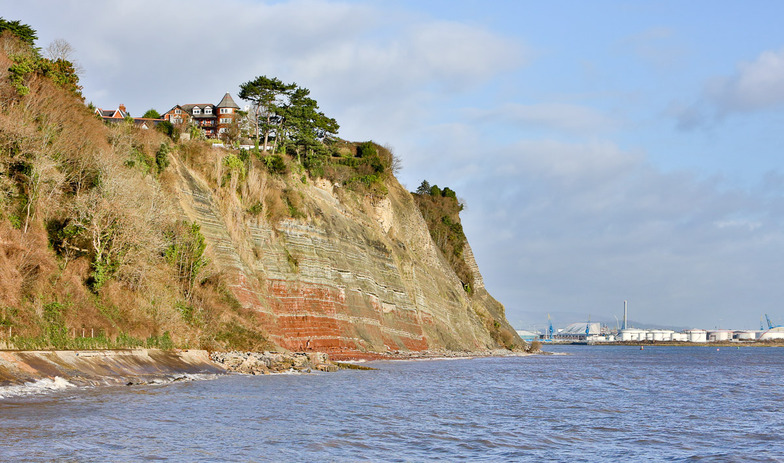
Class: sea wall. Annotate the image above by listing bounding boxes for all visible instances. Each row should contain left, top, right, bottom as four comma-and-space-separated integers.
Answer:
0, 349, 224, 387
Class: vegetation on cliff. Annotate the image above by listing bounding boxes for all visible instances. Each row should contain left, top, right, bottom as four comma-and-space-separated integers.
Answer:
412, 180, 474, 292
0, 26, 272, 351
0, 20, 522, 353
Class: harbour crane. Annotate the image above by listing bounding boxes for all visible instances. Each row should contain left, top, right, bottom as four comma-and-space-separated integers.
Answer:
765, 314, 781, 329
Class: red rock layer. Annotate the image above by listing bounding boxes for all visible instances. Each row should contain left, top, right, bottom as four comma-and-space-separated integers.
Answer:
254, 279, 429, 358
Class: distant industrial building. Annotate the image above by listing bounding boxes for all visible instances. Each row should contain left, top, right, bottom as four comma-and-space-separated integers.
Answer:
543, 303, 784, 344
554, 322, 602, 341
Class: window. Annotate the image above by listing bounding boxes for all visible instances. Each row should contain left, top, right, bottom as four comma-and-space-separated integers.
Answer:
220, 118, 231, 124
193, 107, 201, 115
175, 109, 181, 114
218, 128, 226, 134
205, 106, 212, 114
220, 108, 232, 114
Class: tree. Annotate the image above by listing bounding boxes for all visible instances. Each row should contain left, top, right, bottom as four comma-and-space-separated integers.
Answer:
238, 76, 295, 153
142, 109, 161, 119
0, 17, 38, 48
279, 86, 339, 163
416, 180, 431, 195
45, 38, 84, 75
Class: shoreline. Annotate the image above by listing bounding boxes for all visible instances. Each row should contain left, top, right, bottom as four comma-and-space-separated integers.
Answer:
0, 347, 536, 398
0, 349, 225, 389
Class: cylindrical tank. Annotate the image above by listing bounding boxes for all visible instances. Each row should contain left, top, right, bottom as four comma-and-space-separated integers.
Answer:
671, 333, 687, 342
687, 329, 707, 343
620, 329, 643, 341
708, 330, 731, 342
759, 327, 784, 341
734, 331, 757, 341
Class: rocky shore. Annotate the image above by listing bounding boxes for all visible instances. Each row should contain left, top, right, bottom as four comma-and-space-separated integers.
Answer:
210, 351, 341, 374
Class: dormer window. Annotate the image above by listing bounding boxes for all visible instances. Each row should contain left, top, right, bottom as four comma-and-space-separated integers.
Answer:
205, 106, 212, 115
193, 107, 201, 115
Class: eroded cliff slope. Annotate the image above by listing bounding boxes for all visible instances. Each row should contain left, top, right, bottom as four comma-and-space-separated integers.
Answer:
171, 152, 521, 357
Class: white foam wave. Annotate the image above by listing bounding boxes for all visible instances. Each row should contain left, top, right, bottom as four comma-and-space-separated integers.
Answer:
0, 376, 76, 399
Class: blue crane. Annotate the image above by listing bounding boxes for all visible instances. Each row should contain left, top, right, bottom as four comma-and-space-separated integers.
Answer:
765, 314, 781, 329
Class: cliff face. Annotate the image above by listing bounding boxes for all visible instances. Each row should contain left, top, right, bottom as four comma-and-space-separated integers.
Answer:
0, 29, 520, 355
171, 156, 520, 358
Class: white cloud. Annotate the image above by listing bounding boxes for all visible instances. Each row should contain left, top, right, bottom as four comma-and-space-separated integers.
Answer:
673, 47, 784, 129
621, 26, 687, 71
456, 137, 783, 329
710, 47, 784, 112
467, 102, 619, 134
7, 0, 525, 143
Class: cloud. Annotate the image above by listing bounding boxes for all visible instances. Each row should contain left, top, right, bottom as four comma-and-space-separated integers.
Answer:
620, 26, 687, 71
467, 102, 619, 135
6, 0, 525, 144
709, 47, 784, 112
457, 138, 784, 329
673, 47, 784, 129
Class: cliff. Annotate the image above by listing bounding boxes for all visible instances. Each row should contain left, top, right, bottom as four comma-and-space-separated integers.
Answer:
170, 153, 520, 358
0, 29, 522, 357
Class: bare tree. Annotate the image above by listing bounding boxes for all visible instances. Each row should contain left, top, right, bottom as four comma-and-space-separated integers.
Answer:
45, 38, 84, 74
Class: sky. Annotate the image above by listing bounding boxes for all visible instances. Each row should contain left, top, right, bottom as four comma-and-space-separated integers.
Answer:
5, 0, 784, 331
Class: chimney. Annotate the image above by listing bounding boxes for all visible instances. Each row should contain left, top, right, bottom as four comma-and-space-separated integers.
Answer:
119, 104, 127, 114
623, 300, 628, 330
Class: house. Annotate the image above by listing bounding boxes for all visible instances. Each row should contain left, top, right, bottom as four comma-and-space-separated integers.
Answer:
162, 92, 241, 138
95, 104, 129, 120
95, 104, 164, 129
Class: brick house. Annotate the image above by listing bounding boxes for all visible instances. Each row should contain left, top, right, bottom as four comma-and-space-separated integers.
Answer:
95, 104, 128, 120
95, 104, 163, 129
162, 92, 241, 138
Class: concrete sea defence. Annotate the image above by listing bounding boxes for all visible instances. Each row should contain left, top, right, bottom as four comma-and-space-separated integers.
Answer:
0, 349, 225, 387
0, 349, 355, 392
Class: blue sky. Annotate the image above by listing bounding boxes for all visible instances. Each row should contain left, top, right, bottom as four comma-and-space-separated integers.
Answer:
6, 0, 784, 330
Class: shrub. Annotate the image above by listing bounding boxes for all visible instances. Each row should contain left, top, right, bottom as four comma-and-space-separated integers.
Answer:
156, 120, 175, 138
165, 221, 209, 299
264, 154, 287, 175
155, 143, 171, 174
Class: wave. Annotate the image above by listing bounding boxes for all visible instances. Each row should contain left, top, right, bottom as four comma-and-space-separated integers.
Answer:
0, 376, 77, 399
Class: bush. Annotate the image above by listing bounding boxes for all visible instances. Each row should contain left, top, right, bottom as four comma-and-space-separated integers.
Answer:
165, 221, 208, 299
156, 120, 175, 138
264, 154, 287, 175
155, 143, 171, 174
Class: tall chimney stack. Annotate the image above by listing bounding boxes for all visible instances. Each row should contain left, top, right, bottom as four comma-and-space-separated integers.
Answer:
623, 300, 628, 330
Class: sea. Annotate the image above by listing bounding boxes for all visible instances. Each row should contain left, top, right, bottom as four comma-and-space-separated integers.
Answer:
1, 345, 783, 462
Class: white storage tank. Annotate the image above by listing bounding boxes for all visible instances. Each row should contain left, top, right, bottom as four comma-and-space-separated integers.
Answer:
671, 333, 688, 342
686, 329, 707, 343
759, 327, 784, 341
620, 329, 645, 341
708, 330, 732, 342
734, 330, 757, 341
